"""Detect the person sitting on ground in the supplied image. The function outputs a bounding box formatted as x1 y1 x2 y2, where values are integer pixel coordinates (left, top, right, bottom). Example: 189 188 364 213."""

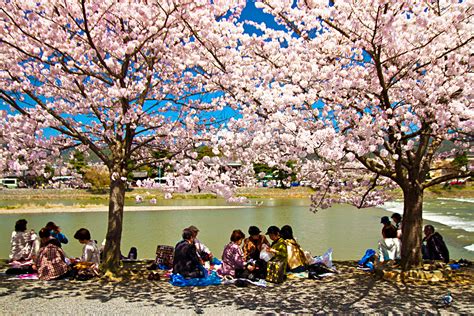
377 216 401 262
220 229 256 278
73 228 100 268
33 228 70 280
381 216 397 239
186 225 213 263
38 227 60 248
242 226 270 279
9 219 40 262
45 221 69 245
266 226 288 268
422 225 449 263
280 225 307 272
391 213 402 239
173 229 204 279
242 226 270 261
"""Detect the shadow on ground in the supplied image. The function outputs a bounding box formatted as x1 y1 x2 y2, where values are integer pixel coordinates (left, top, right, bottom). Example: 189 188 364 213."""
0 262 472 314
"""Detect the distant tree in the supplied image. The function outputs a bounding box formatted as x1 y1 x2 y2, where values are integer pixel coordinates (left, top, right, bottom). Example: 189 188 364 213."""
83 166 110 190
69 151 87 176
253 163 273 178
196 145 218 160
452 152 469 171
254 161 297 187
30 164 56 187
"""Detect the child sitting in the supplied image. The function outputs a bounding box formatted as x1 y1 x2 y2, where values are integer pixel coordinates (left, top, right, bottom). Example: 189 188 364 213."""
72 228 100 278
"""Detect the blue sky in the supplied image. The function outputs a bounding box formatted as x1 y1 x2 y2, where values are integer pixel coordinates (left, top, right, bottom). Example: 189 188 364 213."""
239 1 287 33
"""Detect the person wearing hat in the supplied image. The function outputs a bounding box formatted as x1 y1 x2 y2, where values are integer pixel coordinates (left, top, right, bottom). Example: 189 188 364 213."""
242 226 270 279
378 216 401 262
265 226 288 281
266 226 288 263
186 225 213 263
242 226 270 262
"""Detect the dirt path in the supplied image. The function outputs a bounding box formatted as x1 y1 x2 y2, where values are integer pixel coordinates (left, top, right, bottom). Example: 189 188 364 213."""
1 263 472 314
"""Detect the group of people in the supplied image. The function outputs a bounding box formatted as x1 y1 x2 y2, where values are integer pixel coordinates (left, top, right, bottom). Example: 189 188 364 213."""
172 224 309 282
8 219 100 280
378 213 449 263
9 214 451 282
171 214 451 282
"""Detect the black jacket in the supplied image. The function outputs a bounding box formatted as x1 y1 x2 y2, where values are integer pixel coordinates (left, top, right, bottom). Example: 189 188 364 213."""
172 240 203 278
422 232 449 263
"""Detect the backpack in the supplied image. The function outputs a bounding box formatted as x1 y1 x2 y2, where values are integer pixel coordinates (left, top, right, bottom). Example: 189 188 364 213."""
358 249 376 271
127 247 138 260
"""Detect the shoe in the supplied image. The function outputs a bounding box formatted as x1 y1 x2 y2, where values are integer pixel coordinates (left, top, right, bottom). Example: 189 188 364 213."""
147 272 160 281
147 263 158 270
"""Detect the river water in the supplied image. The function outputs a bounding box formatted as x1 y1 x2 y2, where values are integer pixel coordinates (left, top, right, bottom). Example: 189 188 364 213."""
0 198 472 261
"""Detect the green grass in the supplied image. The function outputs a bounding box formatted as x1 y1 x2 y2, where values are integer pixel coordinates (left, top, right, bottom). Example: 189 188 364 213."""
418 183 473 199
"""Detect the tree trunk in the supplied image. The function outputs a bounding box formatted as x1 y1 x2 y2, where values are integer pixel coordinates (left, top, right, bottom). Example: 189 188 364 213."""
102 175 126 273
400 185 424 270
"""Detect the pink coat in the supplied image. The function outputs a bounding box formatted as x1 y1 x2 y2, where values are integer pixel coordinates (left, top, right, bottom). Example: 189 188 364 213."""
220 242 245 277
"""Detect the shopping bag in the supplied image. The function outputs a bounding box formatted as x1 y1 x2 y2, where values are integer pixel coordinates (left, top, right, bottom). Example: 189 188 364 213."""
259 246 274 262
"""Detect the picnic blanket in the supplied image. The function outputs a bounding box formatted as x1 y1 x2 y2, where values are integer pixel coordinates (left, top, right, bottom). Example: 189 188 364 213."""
169 270 221 287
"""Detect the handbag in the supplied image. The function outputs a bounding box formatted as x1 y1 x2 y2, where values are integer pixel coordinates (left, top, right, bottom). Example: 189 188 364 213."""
265 260 286 283
74 262 99 280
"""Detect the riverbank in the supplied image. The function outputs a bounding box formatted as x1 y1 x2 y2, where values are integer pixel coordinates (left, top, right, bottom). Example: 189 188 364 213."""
0 261 472 314
0 184 472 210
0 205 253 214
0 187 317 202
0 187 315 210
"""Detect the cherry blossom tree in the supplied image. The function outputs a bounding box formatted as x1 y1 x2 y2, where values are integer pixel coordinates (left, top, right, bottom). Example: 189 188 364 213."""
0 0 247 273
218 0 472 269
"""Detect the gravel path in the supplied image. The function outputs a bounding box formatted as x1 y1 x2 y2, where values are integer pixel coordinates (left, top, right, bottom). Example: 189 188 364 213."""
1 263 473 315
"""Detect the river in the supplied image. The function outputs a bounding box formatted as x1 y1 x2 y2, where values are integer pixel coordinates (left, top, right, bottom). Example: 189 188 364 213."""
0 198 472 261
